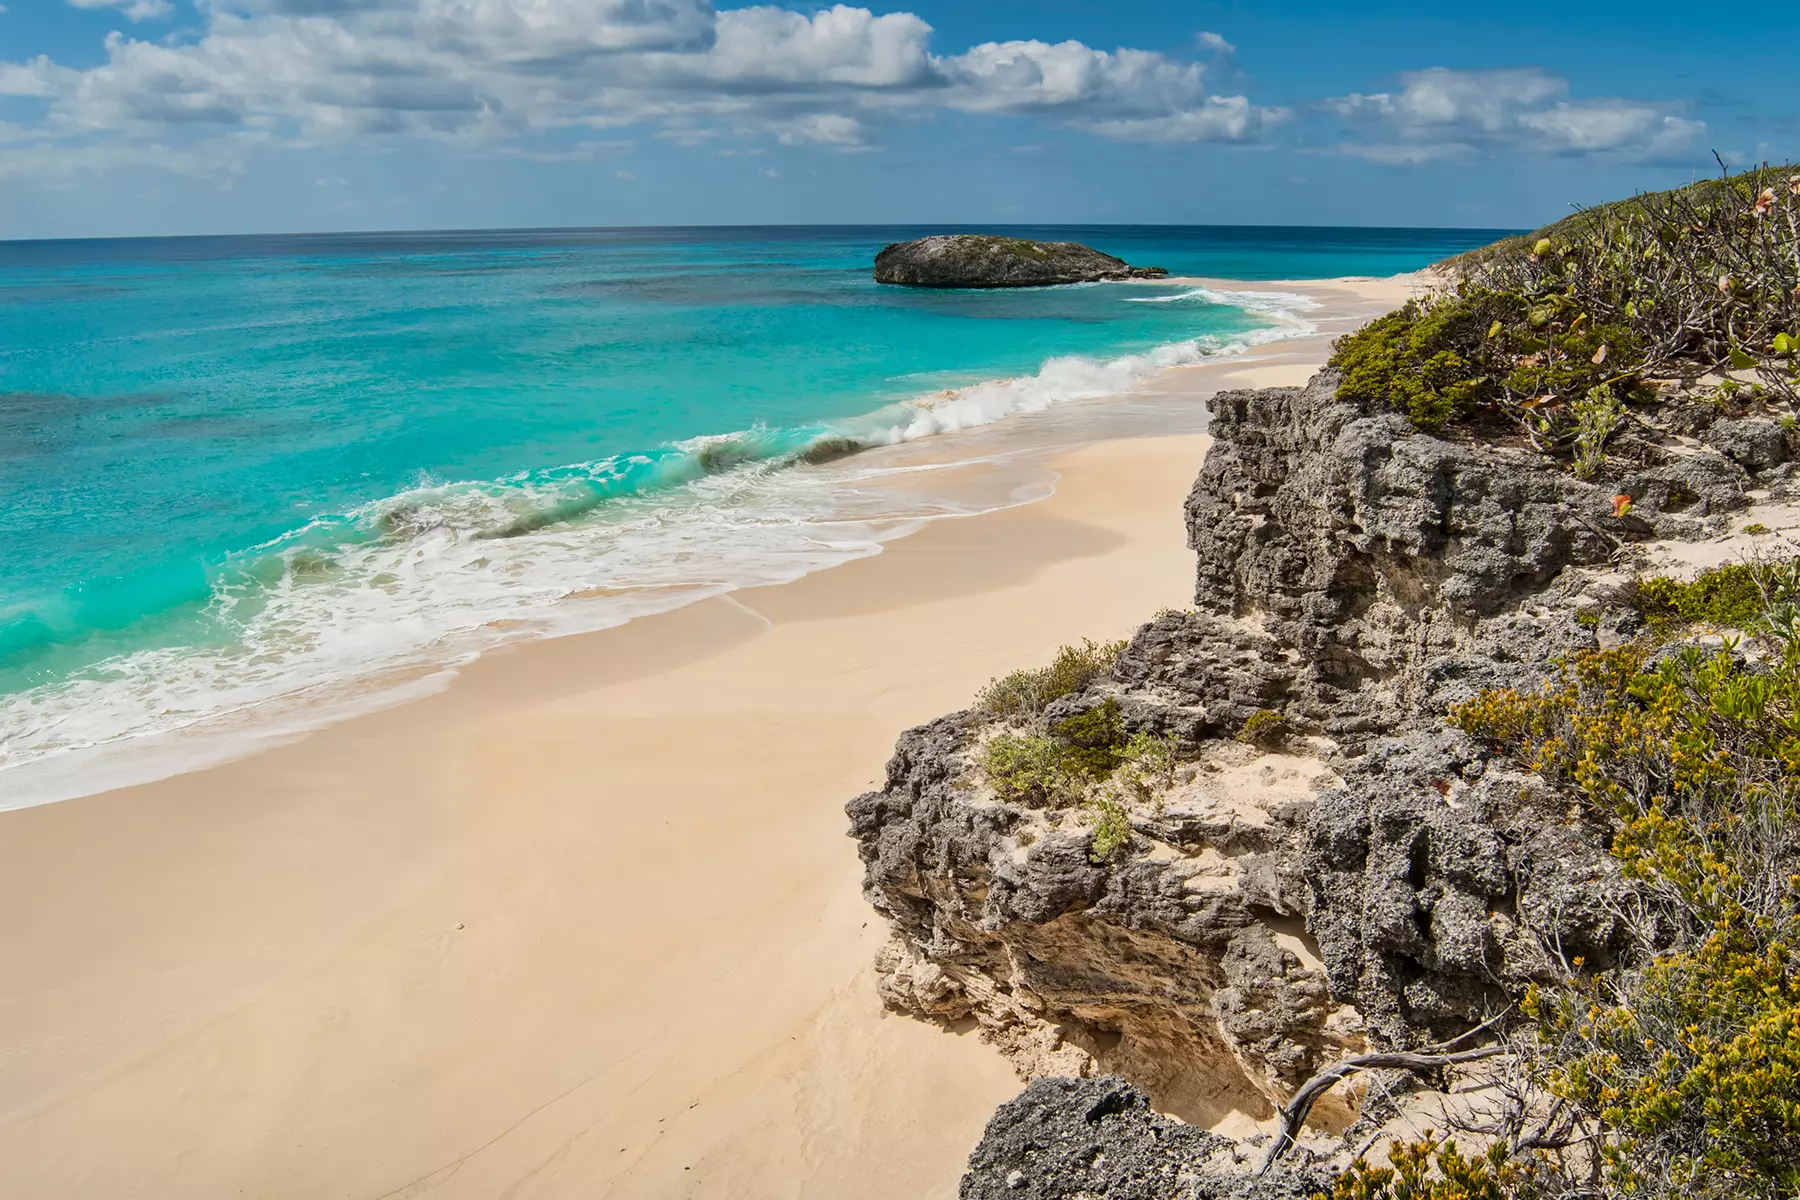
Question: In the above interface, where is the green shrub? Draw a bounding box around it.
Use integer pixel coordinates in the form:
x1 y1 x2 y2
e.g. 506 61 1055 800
1330 294 1497 431
1050 697 1128 777
1117 730 1177 803
1335 163 1800 454
1329 286 1639 439
976 732 1085 807
1622 559 1796 634
1086 792 1133 862
1238 709 1291 748
1572 383 1626 479
975 639 1127 720
1453 622 1800 1197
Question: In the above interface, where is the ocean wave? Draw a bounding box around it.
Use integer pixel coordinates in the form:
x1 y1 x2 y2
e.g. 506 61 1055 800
1122 284 1321 319
0 304 1315 807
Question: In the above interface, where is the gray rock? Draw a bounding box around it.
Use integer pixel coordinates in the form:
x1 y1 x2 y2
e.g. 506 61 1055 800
961 1077 1226 1200
847 364 1752 1192
874 235 1168 288
962 1077 1330 1200
1706 417 1788 471
1304 732 1632 1046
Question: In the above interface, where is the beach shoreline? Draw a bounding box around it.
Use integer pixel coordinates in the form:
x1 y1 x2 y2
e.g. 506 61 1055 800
0 271 1409 816
0 274 1412 1198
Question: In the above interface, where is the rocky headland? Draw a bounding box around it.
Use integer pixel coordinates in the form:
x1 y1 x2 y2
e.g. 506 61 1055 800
873 235 1169 288
847 167 1800 1199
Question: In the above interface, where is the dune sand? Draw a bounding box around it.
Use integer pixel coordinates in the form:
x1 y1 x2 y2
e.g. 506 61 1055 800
0 275 1411 1199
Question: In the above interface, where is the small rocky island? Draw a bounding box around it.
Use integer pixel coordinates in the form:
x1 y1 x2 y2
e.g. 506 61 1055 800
873 235 1169 288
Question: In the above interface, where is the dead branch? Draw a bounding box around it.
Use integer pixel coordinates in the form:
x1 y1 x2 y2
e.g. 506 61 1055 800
1256 1015 1512 1177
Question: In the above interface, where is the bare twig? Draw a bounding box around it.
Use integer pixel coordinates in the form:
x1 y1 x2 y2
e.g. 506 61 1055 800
1255 1013 1513 1177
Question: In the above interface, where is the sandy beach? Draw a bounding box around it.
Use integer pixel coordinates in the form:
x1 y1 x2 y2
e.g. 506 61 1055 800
0 275 1417 1199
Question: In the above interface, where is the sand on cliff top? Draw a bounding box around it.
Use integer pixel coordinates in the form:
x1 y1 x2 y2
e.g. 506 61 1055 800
0 276 1393 1199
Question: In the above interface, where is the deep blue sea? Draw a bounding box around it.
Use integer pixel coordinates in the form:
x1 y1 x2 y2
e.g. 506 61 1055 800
0 224 1506 803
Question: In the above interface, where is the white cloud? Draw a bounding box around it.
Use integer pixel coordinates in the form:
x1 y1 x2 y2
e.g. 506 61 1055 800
931 37 1283 140
0 1 1281 180
1087 95 1288 143
68 0 174 21
1326 67 1706 163
776 112 867 148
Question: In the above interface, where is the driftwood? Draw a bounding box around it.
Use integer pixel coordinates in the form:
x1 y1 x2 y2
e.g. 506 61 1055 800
1256 1016 1511 1176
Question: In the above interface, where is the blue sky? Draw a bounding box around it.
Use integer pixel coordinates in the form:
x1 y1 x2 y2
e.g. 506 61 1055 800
0 0 1794 239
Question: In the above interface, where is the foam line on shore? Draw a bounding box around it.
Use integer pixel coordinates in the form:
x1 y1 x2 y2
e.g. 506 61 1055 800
0 288 1321 808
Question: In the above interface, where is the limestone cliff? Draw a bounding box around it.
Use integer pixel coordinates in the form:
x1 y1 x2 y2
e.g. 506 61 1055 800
846 369 1768 1195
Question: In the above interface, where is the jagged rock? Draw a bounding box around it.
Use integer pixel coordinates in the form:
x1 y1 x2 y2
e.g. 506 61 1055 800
847 365 1754 1189
961 1076 1330 1200
848 723 1356 1123
873 235 1169 288
1706 417 1789 471
1304 730 1633 1045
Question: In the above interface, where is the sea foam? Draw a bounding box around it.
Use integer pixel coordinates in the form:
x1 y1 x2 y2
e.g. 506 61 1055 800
0 289 1316 809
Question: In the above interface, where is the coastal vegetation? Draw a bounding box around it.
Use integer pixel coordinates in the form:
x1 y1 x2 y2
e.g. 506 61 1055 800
971 642 1178 861
975 638 1126 720
1621 556 1800 634
867 164 1800 1200
1329 162 1800 464
1310 559 1800 1200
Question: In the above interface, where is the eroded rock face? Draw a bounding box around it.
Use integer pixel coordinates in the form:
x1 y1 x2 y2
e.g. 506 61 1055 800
873 235 1169 288
849 729 1355 1124
848 368 1756 1188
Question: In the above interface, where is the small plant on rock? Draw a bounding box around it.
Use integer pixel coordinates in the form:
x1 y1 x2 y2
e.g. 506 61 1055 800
975 639 1127 721
1117 730 1178 804
1086 790 1133 863
1051 697 1129 778
977 732 1086 807
1238 709 1291 749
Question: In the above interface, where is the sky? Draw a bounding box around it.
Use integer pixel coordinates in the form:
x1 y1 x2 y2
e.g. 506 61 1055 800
0 0 1795 240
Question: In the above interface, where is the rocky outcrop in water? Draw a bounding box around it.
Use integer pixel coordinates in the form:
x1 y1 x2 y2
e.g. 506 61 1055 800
847 367 1764 1195
873 235 1169 288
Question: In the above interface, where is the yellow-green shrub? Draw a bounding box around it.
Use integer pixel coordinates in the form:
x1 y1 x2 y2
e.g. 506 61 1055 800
975 638 1126 720
1453 625 1800 1197
976 731 1086 807
1324 1138 1545 1200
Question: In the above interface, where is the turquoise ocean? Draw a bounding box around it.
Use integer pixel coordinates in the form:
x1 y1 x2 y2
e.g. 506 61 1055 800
0 225 1505 804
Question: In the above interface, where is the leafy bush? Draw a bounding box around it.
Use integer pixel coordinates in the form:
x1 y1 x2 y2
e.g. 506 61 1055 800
1330 296 1499 431
1324 1137 1545 1200
1087 791 1133 862
1452 613 1800 1197
1238 708 1292 748
1333 162 1800 455
975 638 1127 720
1050 697 1129 777
1329 285 1640 442
1621 558 1800 634
1461 163 1800 399
976 731 1086 807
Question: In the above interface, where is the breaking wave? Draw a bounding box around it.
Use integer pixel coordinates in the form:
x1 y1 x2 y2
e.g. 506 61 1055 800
0 291 1317 808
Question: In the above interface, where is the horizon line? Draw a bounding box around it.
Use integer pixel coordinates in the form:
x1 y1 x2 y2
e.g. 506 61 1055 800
0 219 1529 249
